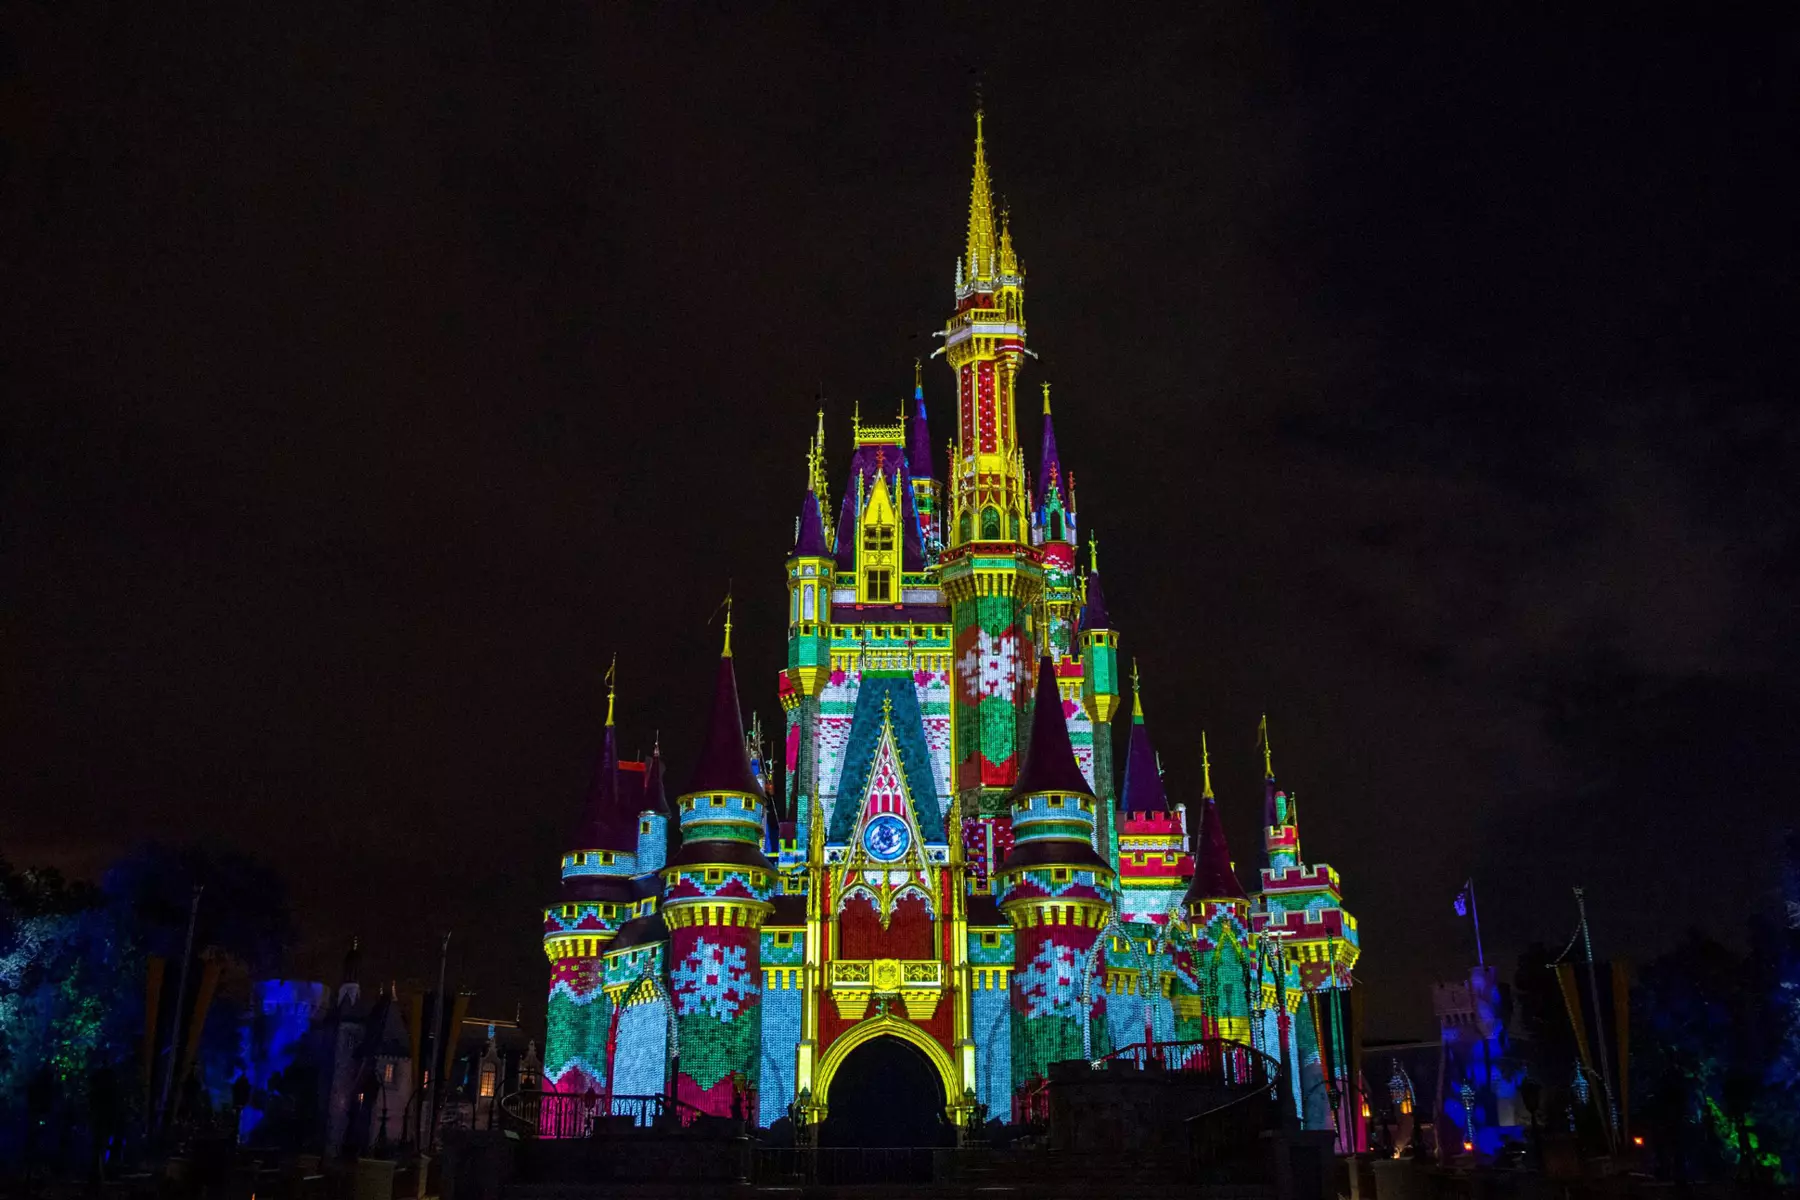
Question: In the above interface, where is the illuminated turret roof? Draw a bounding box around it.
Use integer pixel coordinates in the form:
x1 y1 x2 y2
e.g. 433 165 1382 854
684 637 766 801
641 740 668 816
1036 383 1064 510
908 373 935 483
965 109 997 281
793 488 829 558
572 669 637 853
1118 668 1169 814
1010 654 1093 800
1186 793 1248 904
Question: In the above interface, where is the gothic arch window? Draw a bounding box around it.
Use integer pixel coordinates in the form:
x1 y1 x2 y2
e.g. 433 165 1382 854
959 512 973 544
981 507 1001 540
1049 512 1063 541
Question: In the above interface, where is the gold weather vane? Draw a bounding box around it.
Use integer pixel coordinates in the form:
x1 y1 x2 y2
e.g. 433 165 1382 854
1088 530 1099 576
1258 714 1273 778
1201 731 1214 799
1042 381 1052 415
604 654 617 726
914 358 923 392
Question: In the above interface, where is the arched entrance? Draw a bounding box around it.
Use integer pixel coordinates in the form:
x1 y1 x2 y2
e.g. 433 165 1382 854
818 1035 948 1147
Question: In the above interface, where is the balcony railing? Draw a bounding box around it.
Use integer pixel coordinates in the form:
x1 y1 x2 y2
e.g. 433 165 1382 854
498 1090 708 1138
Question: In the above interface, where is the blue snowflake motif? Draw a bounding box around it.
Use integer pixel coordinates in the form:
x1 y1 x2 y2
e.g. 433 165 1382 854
671 938 758 1020
1016 939 1082 1019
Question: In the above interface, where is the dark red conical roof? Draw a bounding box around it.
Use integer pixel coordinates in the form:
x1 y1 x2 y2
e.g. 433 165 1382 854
1185 795 1248 904
685 652 766 799
1010 655 1093 799
573 722 637 852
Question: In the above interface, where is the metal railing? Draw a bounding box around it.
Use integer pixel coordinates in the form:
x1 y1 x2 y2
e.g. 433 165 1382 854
498 1089 707 1138
1095 1037 1275 1088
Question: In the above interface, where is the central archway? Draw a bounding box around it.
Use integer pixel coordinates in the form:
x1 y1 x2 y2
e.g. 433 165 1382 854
818 1035 948 1146
814 1017 960 1147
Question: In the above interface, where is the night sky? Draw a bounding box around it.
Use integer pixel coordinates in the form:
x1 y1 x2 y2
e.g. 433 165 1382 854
5 6 1796 1036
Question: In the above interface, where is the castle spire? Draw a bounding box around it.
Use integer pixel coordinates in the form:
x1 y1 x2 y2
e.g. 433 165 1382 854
1201 730 1214 799
685 625 765 799
1119 662 1169 814
603 653 617 726
573 659 634 853
1185 788 1248 905
966 108 997 281
1259 712 1273 779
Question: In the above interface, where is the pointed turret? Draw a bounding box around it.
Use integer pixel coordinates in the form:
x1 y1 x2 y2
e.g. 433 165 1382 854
1010 655 1094 801
1118 665 1169 815
1036 382 1064 512
635 736 674 874
965 109 997 281
1185 734 1248 905
572 662 636 854
686 627 766 801
908 363 935 483
793 489 829 558
1080 542 1111 633
1259 715 1301 871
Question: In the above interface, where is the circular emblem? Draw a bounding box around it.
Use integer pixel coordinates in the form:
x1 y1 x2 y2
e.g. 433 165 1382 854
862 814 911 863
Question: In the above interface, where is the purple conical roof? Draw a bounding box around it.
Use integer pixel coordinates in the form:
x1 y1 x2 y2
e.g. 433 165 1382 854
641 744 669 815
685 653 766 799
908 389 935 482
1119 706 1168 814
793 489 829 558
1010 655 1093 798
1185 795 1248 903
1037 407 1063 509
573 723 637 851
1079 570 1111 632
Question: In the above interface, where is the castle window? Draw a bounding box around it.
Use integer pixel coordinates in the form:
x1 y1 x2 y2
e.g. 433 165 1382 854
980 507 1001 540
867 570 891 602
1046 796 1064 808
1049 512 1063 540
959 512 973 544
705 870 722 883
1051 868 1071 883
774 931 793 946
1078 798 1093 812
640 820 651 834
710 795 725 807
1009 512 1021 540
803 585 816 620
384 1062 395 1083
600 851 614 864
863 525 894 552
981 932 1001 947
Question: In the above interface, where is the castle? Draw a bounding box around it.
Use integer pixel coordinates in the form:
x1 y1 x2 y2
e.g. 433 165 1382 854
539 113 1361 1142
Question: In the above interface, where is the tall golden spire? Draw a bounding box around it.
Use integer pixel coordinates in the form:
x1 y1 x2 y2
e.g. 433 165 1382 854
1041 381 1052 415
966 109 996 281
1131 658 1143 719
1259 713 1273 778
604 654 617 726
998 210 1018 276
1201 731 1214 799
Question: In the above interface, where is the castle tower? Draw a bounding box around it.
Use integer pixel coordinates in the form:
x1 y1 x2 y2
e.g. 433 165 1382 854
941 110 1044 811
661 621 778 1116
907 363 940 554
1181 737 1255 1043
543 665 640 1094
1114 666 1194 926
995 655 1115 1107
1078 548 1123 866
1034 385 1080 663
636 739 672 875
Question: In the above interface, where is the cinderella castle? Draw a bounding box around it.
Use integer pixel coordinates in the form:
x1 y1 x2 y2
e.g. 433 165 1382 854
538 113 1361 1144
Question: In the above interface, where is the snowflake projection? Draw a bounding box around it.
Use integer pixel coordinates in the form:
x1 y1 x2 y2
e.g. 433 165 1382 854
671 938 758 1021
958 630 1018 702
1015 938 1083 1020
